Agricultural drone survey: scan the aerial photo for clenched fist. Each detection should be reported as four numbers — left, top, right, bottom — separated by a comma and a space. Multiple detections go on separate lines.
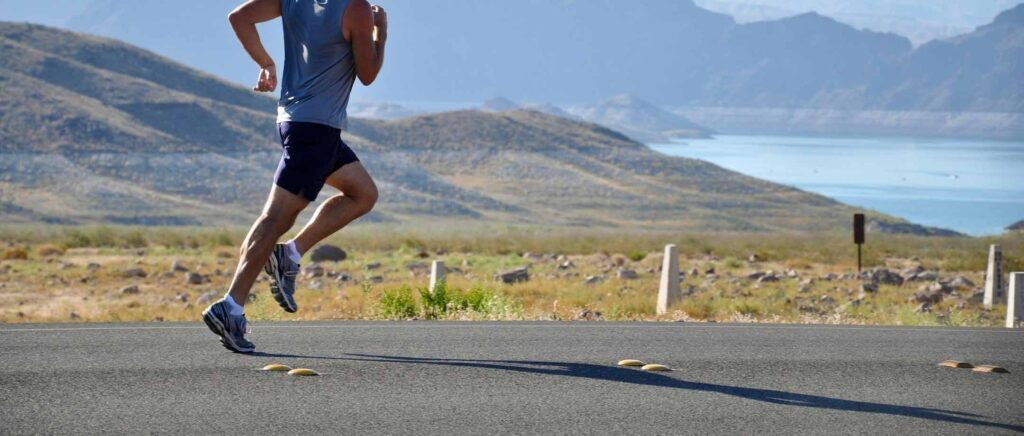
253, 62, 277, 93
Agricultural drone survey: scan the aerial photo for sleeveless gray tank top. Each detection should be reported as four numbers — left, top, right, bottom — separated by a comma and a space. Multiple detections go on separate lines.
277, 0, 356, 130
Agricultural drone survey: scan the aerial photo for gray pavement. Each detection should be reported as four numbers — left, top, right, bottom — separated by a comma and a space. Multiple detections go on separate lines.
1, 322, 1023, 435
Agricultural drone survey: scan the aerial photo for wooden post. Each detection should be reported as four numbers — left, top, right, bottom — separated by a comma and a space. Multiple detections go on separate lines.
984, 245, 1003, 309
853, 214, 865, 273
429, 260, 445, 294
657, 244, 680, 315
1007, 273, 1022, 329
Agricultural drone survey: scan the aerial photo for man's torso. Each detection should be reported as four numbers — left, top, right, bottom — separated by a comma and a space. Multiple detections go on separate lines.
277, 0, 356, 130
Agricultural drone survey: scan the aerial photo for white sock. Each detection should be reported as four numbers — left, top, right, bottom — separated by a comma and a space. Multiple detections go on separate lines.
223, 294, 245, 316
285, 240, 302, 263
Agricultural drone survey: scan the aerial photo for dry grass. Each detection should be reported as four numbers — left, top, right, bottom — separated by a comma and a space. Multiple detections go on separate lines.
0, 226, 1019, 326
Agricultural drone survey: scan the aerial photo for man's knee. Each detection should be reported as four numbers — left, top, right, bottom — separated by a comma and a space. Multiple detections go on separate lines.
355, 184, 378, 215
257, 209, 298, 233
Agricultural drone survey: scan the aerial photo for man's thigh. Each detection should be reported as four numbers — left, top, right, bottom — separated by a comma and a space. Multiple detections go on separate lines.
261, 185, 310, 218
324, 162, 377, 199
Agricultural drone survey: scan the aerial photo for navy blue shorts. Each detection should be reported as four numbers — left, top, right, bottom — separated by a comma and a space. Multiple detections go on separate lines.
274, 122, 360, 202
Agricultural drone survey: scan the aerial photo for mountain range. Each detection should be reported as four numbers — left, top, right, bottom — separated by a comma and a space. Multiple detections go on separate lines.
5, 0, 1018, 117
0, 21, 960, 235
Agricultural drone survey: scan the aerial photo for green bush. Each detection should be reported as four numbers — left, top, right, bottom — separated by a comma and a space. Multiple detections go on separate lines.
379, 286, 417, 319
627, 251, 647, 262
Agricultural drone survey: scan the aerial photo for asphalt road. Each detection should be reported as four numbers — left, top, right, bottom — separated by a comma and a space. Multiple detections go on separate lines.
1, 322, 1022, 435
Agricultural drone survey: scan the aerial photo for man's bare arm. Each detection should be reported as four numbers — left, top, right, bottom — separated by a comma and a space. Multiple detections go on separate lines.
344, 0, 387, 86
228, 0, 282, 92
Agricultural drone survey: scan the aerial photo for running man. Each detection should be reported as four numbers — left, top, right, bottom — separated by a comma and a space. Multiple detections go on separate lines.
203, 0, 386, 353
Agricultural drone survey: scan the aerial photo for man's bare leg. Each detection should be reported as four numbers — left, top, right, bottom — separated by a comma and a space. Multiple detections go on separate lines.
291, 162, 378, 255
227, 186, 309, 305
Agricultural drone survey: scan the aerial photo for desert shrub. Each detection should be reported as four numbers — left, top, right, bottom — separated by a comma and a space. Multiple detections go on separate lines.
721, 256, 743, 269
379, 286, 417, 319
733, 301, 761, 316
419, 280, 450, 319
36, 244, 66, 257
2, 247, 29, 260
627, 251, 647, 262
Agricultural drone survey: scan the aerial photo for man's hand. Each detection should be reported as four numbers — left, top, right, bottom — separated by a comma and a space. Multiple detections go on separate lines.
254, 63, 277, 92
228, 0, 281, 92
372, 5, 387, 41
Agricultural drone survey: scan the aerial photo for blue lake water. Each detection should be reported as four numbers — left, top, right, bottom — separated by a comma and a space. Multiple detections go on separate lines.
649, 135, 1024, 236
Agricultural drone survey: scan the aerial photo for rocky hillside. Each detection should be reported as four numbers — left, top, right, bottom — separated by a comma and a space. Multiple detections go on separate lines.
569, 95, 713, 142
0, 22, 944, 234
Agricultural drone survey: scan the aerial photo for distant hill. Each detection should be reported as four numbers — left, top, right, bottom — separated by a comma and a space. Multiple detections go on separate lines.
1009, 220, 1024, 232
23, 0, 1022, 117
348, 101, 421, 121
0, 22, 956, 235
570, 95, 713, 142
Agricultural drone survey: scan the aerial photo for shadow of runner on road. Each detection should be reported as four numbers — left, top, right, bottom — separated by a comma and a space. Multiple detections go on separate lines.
249, 351, 1021, 432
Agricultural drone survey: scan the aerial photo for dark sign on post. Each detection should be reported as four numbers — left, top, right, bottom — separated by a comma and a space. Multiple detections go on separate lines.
854, 214, 865, 272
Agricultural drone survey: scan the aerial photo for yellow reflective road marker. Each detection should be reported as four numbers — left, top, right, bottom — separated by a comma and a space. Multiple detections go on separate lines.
262, 364, 292, 372
938, 360, 973, 369
618, 359, 645, 367
972, 365, 1009, 374
288, 368, 320, 376
641, 364, 671, 372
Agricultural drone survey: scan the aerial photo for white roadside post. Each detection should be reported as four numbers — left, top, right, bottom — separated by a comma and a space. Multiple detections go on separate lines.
657, 244, 681, 315
429, 260, 446, 294
1007, 273, 1022, 329
984, 245, 1003, 309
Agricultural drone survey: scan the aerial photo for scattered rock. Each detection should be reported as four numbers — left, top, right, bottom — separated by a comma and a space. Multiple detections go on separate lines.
308, 280, 323, 290
704, 267, 716, 275
949, 276, 976, 290
911, 289, 943, 304
799, 278, 815, 287
558, 261, 576, 270
161, 271, 176, 279
747, 271, 766, 280
335, 272, 353, 283
405, 262, 429, 273
122, 268, 147, 278
171, 260, 189, 272
925, 282, 953, 295
119, 285, 140, 295
860, 268, 904, 286
860, 282, 879, 293
366, 276, 384, 284
786, 269, 799, 278
572, 309, 603, 321
59, 261, 75, 270
584, 275, 604, 285
86, 263, 101, 271
365, 262, 381, 270
689, 267, 700, 277
186, 272, 208, 285
310, 245, 347, 263
617, 269, 638, 280
819, 273, 837, 281
174, 293, 189, 303
914, 302, 932, 313
748, 254, 760, 262
757, 271, 782, 283
496, 267, 530, 284
303, 263, 325, 278
69, 312, 81, 320
152, 316, 165, 322
967, 289, 985, 304
819, 295, 835, 304
416, 251, 430, 259
522, 252, 543, 261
